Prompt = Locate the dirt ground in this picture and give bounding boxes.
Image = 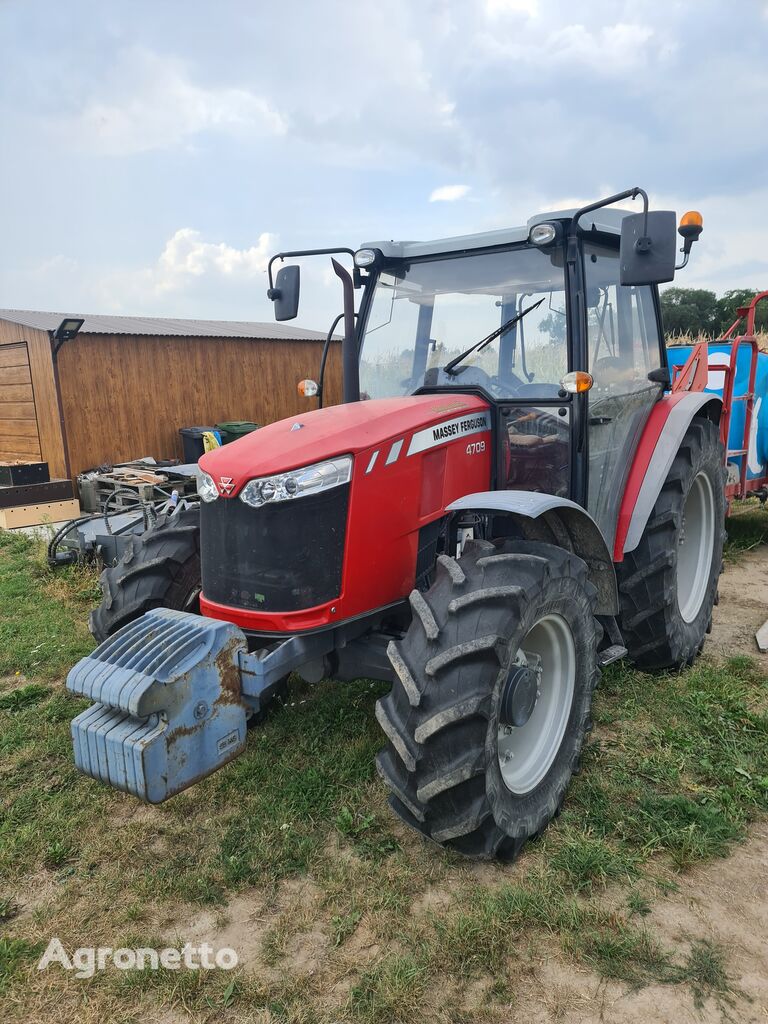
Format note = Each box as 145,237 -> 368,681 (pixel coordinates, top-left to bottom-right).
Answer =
708,537 -> 768,670
506,823 -> 768,1024
106,548 -> 766,1023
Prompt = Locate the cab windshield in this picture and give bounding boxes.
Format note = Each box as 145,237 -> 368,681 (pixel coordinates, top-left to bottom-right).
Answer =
359,245 -> 568,401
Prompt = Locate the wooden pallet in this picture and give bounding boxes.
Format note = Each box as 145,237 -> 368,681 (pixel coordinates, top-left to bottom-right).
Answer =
0,498 -> 81,529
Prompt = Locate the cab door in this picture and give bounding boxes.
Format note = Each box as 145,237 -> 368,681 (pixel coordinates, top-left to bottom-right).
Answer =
583,242 -> 664,552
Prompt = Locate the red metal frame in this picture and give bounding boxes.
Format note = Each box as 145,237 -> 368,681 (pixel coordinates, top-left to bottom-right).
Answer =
667,291 -> 768,502
670,339 -> 710,394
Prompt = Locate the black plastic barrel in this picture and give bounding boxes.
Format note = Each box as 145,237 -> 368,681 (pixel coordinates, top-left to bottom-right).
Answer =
179,427 -> 219,463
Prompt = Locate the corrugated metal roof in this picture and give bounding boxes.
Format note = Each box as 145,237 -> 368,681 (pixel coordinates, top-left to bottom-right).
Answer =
0,309 -> 330,341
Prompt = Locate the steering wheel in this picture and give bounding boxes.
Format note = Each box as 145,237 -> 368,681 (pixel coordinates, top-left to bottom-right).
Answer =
448,364 -> 498,391
489,369 -> 526,396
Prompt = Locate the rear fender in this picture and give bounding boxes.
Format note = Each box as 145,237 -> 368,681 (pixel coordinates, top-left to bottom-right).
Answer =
615,392 -> 722,559
447,491 -> 617,615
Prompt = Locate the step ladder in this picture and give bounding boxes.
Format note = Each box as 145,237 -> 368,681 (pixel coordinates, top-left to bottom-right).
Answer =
720,336 -> 759,501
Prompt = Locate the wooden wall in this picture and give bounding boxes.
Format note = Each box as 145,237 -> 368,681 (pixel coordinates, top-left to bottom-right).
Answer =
57,333 -> 343,475
0,321 -> 68,478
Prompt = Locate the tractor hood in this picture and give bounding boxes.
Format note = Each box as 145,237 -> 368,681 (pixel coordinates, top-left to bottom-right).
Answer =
199,394 -> 489,496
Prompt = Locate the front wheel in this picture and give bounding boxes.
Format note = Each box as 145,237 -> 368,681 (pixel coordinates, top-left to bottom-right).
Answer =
89,505 -> 201,643
375,539 -> 600,860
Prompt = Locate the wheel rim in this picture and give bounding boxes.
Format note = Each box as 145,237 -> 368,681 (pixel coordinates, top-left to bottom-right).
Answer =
497,614 -> 576,795
676,471 -> 715,623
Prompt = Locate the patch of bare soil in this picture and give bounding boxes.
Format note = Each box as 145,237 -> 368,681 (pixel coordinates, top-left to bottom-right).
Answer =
708,541 -> 768,666
502,825 -> 768,1024
160,889 -> 272,970
0,674 -> 32,693
158,877 -> 323,975
5,869 -> 60,925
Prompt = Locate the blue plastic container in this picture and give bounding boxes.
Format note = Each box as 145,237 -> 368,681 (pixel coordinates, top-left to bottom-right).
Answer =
666,342 -> 768,483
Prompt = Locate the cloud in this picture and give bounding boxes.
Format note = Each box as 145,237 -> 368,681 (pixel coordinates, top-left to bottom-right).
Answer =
485,0 -> 538,16
63,48 -> 286,155
430,184 -> 471,202
547,22 -> 657,72
0,228 -> 278,317
477,19 -> 660,73
154,229 -> 275,292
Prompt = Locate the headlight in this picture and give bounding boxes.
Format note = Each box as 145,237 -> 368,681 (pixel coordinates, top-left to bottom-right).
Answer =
198,471 -> 219,503
353,248 -> 377,267
240,456 -> 352,508
529,222 -> 558,246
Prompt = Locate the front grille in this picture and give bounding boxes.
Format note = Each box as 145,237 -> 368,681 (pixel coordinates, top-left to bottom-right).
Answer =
200,485 -> 349,612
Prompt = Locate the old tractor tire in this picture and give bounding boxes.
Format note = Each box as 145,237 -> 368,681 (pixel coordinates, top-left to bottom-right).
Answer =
617,417 -> 726,671
89,505 -> 201,643
375,538 -> 600,860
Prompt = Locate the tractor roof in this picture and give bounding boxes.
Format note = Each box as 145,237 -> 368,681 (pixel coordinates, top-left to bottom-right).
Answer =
362,206 -> 627,260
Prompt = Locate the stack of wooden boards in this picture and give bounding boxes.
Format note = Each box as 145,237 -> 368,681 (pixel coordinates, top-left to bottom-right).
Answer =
0,461 -> 80,528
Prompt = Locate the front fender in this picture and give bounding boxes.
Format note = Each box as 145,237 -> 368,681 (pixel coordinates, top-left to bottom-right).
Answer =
446,491 -> 617,615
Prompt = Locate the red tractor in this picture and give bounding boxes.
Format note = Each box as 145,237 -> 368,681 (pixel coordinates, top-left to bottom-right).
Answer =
70,189 -> 723,860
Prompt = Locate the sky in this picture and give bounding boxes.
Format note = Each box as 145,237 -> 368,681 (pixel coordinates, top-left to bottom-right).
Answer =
1,0 -> 767,333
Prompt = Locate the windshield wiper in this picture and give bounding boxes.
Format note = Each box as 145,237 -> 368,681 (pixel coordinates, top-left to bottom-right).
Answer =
443,297 -> 545,377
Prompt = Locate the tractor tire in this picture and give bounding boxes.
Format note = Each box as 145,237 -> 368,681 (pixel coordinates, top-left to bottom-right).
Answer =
617,417 -> 726,671
89,505 -> 201,643
375,539 -> 600,860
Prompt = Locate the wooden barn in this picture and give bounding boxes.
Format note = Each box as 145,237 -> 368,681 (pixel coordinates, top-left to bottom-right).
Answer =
0,310 -> 341,480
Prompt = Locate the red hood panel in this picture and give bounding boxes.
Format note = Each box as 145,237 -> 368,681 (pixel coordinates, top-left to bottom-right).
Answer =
199,394 -> 488,494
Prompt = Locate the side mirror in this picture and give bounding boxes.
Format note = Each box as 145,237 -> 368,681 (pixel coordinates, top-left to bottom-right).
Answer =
268,264 -> 300,321
619,210 -> 677,285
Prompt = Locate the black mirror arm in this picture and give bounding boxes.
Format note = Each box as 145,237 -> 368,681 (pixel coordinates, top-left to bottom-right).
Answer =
569,187 -> 649,239
267,248 -> 355,292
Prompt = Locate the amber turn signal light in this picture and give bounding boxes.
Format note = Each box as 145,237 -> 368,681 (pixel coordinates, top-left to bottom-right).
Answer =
297,378 -> 319,397
560,371 -> 593,394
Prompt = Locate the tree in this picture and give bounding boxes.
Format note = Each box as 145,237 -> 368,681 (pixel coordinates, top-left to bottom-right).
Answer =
539,310 -> 567,345
716,289 -> 768,335
659,288 -> 719,336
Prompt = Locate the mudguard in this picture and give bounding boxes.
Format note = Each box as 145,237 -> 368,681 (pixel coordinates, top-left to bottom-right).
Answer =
614,391 -> 722,559
446,491 -> 617,615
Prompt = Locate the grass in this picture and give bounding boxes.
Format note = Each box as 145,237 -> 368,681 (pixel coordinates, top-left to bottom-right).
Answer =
1,512 -> 767,1021
0,530 -> 97,680
674,939 -> 735,1011
724,497 -> 768,558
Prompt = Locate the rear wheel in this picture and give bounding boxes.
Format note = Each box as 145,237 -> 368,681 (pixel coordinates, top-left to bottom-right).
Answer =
617,417 -> 726,670
89,505 -> 201,643
375,539 -> 600,859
